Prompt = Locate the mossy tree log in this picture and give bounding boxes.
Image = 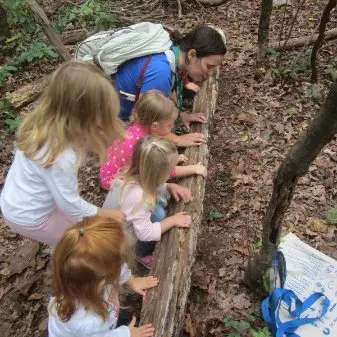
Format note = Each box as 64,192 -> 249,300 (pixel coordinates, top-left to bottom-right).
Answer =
139,69 -> 220,337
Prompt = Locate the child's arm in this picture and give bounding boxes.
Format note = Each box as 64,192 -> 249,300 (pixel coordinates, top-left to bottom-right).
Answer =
173,162 -> 207,179
160,211 -> 192,234
121,185 -> 162,242
45,150 -> 98,221
126,275 -> 159,296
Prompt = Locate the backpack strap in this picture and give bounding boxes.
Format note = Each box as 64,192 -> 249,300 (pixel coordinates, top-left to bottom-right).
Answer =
262,251 -> 330,337
135,56 -> 152,102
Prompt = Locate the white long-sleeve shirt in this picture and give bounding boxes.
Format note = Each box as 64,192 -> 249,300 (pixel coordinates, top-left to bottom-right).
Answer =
103,179 -> 170,242
48,264 -> 131,337
0,149 -> 98,227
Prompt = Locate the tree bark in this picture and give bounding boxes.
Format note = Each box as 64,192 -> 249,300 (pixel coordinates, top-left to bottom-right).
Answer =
26,0 -> 71,61
245,80 -> 337,288
270,27 -> 337,51
257,0 -> 273,67
139,69 -> 220,337
0,3 -> 10,39
310,0 -> 337,83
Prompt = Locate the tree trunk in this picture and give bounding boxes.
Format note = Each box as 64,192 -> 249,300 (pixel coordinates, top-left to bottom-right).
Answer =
311,0 -> 337,83
26,0 -> 71,61
0,4 -> 10,39
257,0 -> 273,67
139,69 -> 220,337
245,80 -> 337,288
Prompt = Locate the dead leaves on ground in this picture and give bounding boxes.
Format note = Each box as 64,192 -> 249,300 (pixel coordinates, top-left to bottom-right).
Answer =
0,229 -> 51,336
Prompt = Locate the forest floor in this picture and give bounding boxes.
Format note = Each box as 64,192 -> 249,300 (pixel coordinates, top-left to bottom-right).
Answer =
1,0 -> 337,336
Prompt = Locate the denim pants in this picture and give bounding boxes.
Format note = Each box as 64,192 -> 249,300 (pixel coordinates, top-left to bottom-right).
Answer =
136,201 -> 166,257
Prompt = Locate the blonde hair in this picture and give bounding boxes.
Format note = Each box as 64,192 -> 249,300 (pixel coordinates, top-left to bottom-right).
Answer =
52,216 -> 129,322
123,136 -> 178,209
17,61 -> 125,168
133,90 -> 178,129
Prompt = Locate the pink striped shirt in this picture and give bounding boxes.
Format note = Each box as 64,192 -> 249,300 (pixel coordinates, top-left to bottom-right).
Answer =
100,123 -> 176,190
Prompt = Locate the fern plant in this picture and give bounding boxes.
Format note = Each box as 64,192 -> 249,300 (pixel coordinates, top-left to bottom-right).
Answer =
0,43 -> 58,87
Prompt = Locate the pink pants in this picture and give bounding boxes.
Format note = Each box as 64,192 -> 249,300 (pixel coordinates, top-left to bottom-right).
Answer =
3,208 -> 74,247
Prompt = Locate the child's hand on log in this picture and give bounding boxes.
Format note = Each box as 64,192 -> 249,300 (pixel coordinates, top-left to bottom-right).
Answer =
181,111 -> 207,131
129,316 -> 155,337
176,132 -> 206,147
167,183 -> 192,203
192,162 -> 207,178
127,276 -> 159,296
178,154 -> 188,164
170,211 -> 192,228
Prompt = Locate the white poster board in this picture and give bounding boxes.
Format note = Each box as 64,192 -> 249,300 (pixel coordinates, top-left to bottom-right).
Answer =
278,233 -> 337,337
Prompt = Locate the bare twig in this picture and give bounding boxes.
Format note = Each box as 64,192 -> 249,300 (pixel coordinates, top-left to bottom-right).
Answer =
282,0 -> 306,50
276,0 -> 289,66
177,0 -> 183,17
311,0 -> 337,82
277,0 -> 288,50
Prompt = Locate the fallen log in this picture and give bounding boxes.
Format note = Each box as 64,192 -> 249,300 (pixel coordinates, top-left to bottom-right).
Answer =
61,28 -> 89,45
5,77 -> 47,110
270,27 -> 337,51
139,69 -> 220,336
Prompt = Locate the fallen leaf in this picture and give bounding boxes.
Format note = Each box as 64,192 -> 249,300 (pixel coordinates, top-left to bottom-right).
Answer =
184,314 -> 196,337
310,219 -> 327,233
7,240 -> 39,276
13,268 -> 39,294
232,293 -> 252,310
28,292 -> 44,301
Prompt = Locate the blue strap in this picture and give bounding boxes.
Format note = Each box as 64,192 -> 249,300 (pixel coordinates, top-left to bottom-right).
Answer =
262,288 -> 330,337
262,250 -> 330,337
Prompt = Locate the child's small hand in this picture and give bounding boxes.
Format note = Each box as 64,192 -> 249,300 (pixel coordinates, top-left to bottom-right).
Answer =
129,316 -> 155,337
193,162 -> 207,178
176,133 -> 206,147
167,183 -> 192,203
185,82 -> 201,93
178,154 -> 188,164
181,111 -> 207,131
171,211 -> 192,228
128,276 -> 159,296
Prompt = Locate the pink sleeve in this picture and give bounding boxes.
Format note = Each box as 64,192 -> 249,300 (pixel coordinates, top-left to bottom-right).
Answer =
99,128 -> 139,190
169,167 -> 177,178
121,184 -> 162,242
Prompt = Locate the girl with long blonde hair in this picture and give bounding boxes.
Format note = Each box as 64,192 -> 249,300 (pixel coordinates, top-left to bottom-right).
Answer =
48,216 -> 158,337
104,136 -> 193,268
100,90 -> 207,190
0,61 -> 126,246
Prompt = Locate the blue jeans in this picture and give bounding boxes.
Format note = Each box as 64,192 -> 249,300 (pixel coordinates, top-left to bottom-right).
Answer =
136,201 -> 166,257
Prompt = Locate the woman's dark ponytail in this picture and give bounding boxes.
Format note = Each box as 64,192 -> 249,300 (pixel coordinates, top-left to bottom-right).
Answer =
169,30 -> 183,45
173,25 -> 226,58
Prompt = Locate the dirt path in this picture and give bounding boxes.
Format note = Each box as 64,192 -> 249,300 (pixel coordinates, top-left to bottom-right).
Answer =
1,1 -> 337,336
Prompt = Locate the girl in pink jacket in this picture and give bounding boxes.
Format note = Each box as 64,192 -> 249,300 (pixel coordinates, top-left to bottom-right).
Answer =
99,90 -> 207,190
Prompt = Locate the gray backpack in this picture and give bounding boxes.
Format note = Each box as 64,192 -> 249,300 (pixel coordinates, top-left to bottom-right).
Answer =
75,22 -> 175,76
